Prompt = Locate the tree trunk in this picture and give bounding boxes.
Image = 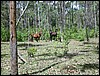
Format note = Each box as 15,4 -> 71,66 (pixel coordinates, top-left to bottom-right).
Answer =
60,1 -> 64,42
20,1 -> 24,30
71,1 -> 74,27
48,1 -> 51,30
62,1 -> 66,30
85,1 -> 89,42
10,1 -> 18,75
38,1 -> 40,29
36,1 -> 38,32
94,1 -> 97,38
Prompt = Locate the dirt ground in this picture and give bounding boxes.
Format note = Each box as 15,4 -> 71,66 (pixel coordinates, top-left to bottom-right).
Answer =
1,38 -> 99,75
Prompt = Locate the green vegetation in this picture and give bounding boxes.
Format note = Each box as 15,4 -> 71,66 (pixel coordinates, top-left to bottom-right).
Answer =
1,25 -> 98,42
27,47 -> 37,57
1,26 -> 10,41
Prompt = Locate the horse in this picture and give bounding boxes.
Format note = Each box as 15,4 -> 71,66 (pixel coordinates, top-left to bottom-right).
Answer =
30,30 -> 42,42
49,29 -> 58,41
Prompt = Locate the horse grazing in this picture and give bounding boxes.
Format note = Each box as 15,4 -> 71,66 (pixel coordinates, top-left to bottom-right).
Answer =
49,29 -> 57,41
30,30 -> 42,42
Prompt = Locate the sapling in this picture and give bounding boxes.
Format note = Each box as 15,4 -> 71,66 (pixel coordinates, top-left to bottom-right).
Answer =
63,39 -> 70,56
27,47 -> 37,57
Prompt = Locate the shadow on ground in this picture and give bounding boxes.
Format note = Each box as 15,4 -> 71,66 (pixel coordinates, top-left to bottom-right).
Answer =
79,63 -> 99,72
1,54 -> 9,58
20,59 -> 67,75
17,43 -> 47,47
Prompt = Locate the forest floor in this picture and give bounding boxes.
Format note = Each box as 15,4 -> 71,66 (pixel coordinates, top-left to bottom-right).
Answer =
1,38 -> 99,75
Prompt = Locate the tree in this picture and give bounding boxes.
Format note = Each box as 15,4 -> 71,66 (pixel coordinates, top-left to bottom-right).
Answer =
94,1 -> 97,38
60,1 -> 65,42
85,1 -> 89,42
10,1 -> 18,75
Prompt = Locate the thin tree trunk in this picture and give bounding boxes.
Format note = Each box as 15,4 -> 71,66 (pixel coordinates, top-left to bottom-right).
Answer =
85,1 -> 89,42
21,1 -> 24,30
63,1 -> 66,30
94,1 -> 97,38
71,1 -> 74,27
48,1 -> 51,30
35,1 -> 38,32
10,1 -> 18,75
38,1 -> 40,29
60,1 -> 63,42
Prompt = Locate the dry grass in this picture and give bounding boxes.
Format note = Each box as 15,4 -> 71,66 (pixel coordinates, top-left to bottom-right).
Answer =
1,38 -> 99,75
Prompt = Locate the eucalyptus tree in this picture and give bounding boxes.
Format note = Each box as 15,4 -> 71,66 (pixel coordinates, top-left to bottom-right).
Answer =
65,1 -> 70,29
20,1 -> 24,29
10,1 -> 18,75
71,1 -> 74,27
93,1 -> 99,38
85,1 -> 91,42
35,1 -> 40,29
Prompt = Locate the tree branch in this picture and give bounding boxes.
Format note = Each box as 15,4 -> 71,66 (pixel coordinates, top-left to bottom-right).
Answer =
16,1 -> 29,26
18,51 -> 27,63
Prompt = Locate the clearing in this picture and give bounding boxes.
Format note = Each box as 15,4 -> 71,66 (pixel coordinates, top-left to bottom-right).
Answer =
1,38 -> 99,75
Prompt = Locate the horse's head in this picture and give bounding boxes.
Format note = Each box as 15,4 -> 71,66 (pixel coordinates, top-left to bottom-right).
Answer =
49,29 -> 52,34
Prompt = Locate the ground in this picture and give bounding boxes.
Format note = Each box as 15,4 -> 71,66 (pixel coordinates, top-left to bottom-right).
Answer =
1,38 -> 99,75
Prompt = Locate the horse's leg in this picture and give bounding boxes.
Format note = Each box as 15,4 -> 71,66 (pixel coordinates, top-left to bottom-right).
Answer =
36,38 -> 38,42
30,36 -> 33,42
50,35 -> 52,41
55,35 -> 57,41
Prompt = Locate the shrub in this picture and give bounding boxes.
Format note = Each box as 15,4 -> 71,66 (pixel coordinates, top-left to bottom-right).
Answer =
89,29 -> 95,38
27,47 -> 37,57
1,26 -> 10,41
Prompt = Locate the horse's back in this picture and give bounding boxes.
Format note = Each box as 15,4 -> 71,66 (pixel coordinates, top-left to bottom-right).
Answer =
33,33 -> 39,38
51,32 -> 57,35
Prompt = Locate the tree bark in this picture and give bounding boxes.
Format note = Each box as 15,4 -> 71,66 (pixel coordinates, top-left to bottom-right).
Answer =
10,1 -> 18,75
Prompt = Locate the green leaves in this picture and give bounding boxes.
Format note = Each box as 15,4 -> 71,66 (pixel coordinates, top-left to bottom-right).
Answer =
1,26 -> 10,41
27,47 -> 37,57
17,28 -> 29,42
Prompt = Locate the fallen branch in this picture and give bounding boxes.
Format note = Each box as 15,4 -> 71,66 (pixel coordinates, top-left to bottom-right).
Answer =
18,51 -> 27,63
29,59 -> 67,75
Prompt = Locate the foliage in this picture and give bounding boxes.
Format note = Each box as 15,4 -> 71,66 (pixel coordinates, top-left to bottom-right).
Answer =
62,26 -> 86,41
1,26 -> 10,42
1,1 -> 99,42
27,47 -> 37,57
42,29 -> 50,40
17,28 -> 28,42
1,24 -> 98,42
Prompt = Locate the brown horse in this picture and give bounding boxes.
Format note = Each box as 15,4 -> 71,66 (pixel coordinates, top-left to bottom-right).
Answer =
30,30 -> 42,42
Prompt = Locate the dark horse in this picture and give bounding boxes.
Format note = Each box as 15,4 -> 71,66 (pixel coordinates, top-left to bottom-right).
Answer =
49,29 -> 58,41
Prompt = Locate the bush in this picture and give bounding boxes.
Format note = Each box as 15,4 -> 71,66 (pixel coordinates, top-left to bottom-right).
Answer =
17,28 -> 32,42
1,26 -> 10,41
89,29 -> 95,38
42,29 -> 50,40
27,47 -> 37,57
